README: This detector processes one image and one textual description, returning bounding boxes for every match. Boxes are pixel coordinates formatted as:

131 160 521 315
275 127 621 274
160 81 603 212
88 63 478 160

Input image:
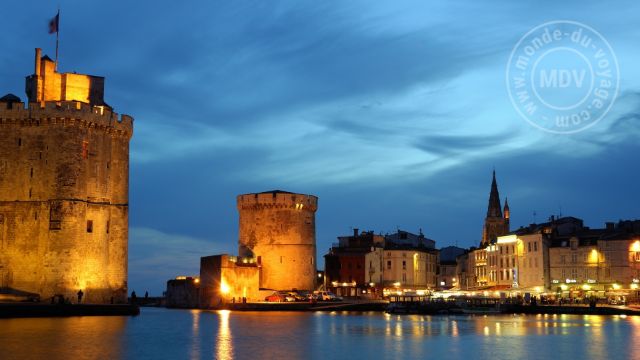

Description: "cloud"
128 227 234 295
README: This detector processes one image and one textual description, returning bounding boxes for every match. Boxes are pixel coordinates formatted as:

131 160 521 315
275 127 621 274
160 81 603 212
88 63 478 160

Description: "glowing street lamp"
220 281 230 295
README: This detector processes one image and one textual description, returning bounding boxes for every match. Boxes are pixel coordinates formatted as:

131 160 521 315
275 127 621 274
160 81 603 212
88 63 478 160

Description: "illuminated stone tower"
0 49 133 303
237 190 317 291
481 171 510 247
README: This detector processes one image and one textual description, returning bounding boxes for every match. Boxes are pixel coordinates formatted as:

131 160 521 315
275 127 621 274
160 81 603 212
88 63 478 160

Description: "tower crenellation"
0 101 133 138
237 191 318 212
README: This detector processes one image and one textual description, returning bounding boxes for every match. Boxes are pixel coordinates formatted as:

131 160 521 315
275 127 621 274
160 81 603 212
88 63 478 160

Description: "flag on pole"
48 12 59 34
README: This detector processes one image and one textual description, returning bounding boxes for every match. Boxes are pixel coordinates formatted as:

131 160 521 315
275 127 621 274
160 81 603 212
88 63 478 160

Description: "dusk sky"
1 1 639 295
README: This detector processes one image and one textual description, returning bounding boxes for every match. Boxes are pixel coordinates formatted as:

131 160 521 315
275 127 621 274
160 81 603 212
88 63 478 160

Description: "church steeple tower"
481 170 510 247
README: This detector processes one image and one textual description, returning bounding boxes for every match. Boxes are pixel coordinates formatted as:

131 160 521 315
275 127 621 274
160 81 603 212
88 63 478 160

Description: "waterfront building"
437 246 465 290
382 246 438 292
324 229 438 298
0 49 132 303
324 230 384 298
437 261 457 290
166 276 200 308
199 255 259 307
383 230 438 292
455 251 475 290
546 219 640 300
471 247 489 288
472 217 640 301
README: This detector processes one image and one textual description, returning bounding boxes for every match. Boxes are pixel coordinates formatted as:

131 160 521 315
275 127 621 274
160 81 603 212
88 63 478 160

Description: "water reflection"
190 310 200 360
0 316 126 360
216 310 233 360
2 309 640 359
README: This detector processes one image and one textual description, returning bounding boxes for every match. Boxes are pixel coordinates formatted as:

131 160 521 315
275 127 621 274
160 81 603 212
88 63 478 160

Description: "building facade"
382 247 437 290
547 221 640 299
0 49 132 303
324 229 438 298
324 230 384 297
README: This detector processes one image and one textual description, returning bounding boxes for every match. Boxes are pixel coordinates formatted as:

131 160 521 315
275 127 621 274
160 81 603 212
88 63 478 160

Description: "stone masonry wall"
0 101 132 303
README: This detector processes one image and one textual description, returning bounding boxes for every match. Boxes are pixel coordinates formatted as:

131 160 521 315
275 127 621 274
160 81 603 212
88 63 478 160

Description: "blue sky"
1 1 639 295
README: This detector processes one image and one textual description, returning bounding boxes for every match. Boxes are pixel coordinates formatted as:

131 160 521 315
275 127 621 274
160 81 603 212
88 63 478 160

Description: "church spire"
481 170 510 247
487 170 503 218
504 197 510 220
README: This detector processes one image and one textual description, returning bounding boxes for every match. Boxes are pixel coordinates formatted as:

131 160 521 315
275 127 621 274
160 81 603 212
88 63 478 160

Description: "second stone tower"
237 190 317 291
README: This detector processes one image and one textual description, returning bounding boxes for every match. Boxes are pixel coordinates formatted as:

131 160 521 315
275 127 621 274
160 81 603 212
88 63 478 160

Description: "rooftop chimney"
35 48 41 76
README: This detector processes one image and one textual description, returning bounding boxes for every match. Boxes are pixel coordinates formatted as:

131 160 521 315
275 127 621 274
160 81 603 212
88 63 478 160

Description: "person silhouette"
77 289 84 304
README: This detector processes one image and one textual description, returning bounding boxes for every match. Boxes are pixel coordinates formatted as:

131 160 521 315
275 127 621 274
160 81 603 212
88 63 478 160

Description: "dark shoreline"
171 301 640 316
0 303 140 318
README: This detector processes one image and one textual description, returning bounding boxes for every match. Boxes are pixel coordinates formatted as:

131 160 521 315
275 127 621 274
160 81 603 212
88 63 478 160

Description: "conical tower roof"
487 170 503 218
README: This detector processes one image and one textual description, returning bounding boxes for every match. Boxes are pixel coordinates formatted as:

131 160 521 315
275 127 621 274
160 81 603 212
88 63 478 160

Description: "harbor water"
1 307 639 359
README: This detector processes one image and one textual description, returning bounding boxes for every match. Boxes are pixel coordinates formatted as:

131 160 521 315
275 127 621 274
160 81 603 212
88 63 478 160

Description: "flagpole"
55 9 60 71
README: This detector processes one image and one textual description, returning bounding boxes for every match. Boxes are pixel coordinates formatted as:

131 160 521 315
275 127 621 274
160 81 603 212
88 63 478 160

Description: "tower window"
280 256 283 264
86 220 93 233
18 138 21 146
106 220 110 234
30 168 33 178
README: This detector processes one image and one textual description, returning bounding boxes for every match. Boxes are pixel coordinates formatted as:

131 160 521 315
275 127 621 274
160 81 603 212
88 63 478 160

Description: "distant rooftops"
330 228 437 253
512 216 640 247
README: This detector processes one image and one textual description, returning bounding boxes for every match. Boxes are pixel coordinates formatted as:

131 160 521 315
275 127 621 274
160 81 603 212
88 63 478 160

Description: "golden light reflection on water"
190 310 200 360
4 310 640 359
0 316 126 359
216 310 233 360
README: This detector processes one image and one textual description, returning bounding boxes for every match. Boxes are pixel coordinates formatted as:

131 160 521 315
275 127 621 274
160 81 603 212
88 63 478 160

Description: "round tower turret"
237 190 318 291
